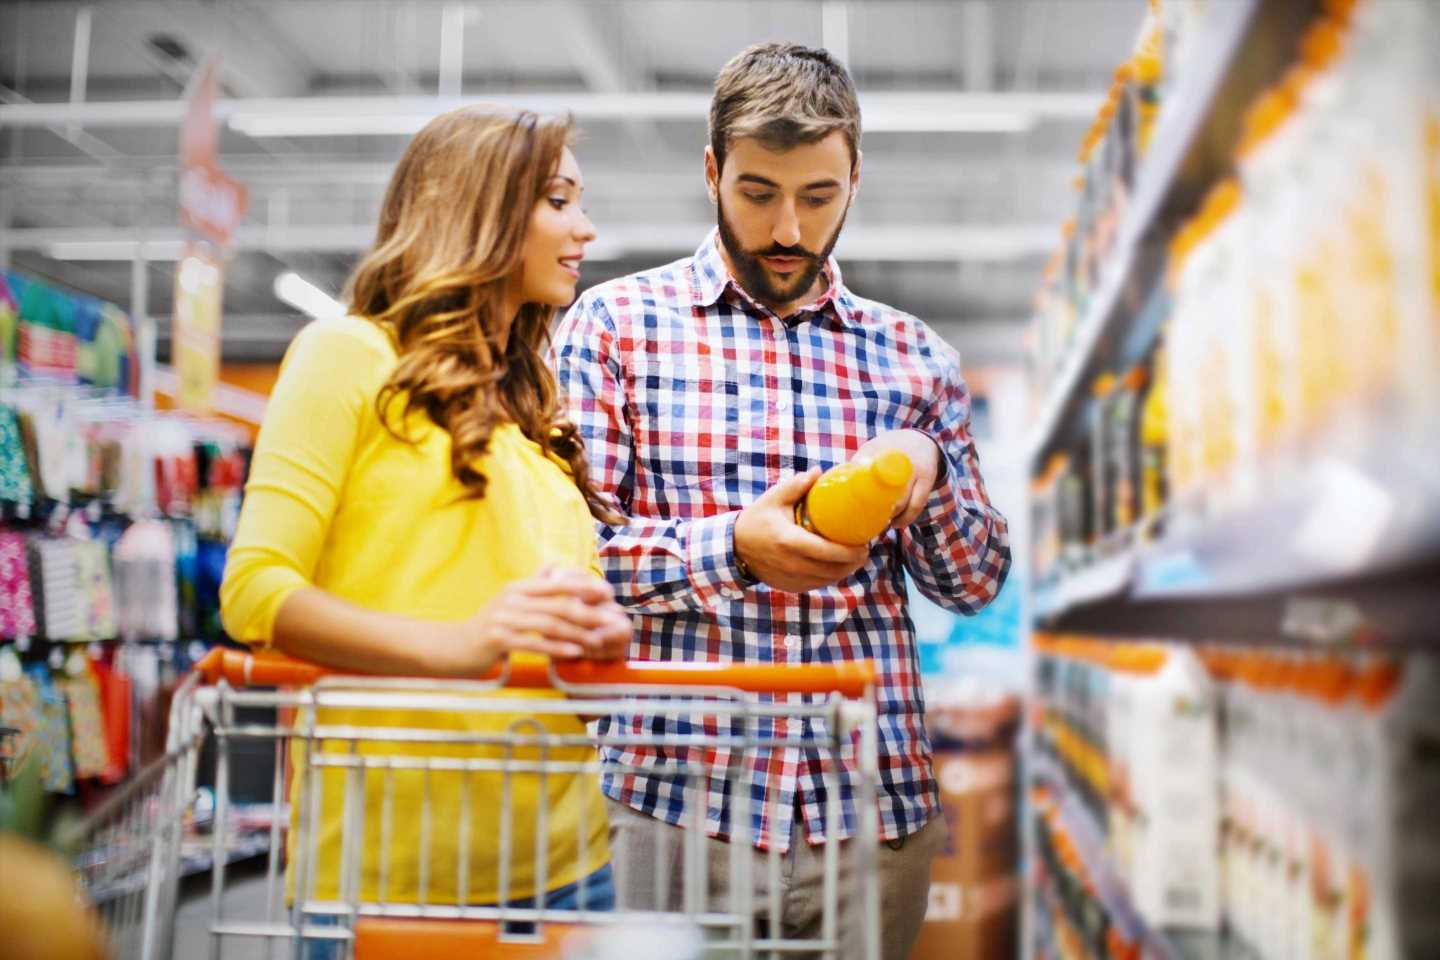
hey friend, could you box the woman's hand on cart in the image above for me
[437,566,631,676]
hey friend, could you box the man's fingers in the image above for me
[783,527,873,564]
[763,468,822,507]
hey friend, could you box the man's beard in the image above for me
[716,197,848,313]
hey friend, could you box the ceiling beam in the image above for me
[7,222,1057,263]
[553,0,670,158]
[960,2,996,92]
[0,157,1076,189]
[153,1,311,98]
[0,90,1101,132]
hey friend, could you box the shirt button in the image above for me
[776,395,791,413]
[784,634,800,651]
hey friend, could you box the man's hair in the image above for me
[709,42,861,174]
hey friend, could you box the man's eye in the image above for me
[744,193,774,204]
[802,195,833,208]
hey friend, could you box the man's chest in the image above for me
[613,310,939,507]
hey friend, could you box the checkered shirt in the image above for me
[549,230,1011,851]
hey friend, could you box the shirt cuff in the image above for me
[911,446,965,539]
[684,511,750,607]
[914,428,947,484]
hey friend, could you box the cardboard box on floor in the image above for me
[911,746,1020,960]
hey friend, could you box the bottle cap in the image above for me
[871,449,913,488]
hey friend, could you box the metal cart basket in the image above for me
[67,648,883,960]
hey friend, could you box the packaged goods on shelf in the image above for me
[1031,635,1440,960]
[1034,636,1219,941]
[1167,3,1440,504]
[0,297,254,838]
[1027,0,1227,404]
[1030,3,1440,597]
[1209,647,1440,960]
[0,271,139,396]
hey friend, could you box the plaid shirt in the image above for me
[550,231,1010,851]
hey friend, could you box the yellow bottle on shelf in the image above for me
[795,449,913,546]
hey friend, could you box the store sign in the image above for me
[173,245,224,415]
[173,58,247,414]
[178,58,248,246]
[180,164,247,248]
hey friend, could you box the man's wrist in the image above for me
[732,518,759,586]
[913,429,947,484]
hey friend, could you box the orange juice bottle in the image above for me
[795,449,913,546]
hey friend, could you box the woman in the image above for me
[220,107,625,929]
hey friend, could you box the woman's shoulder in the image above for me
[292,314,398,361]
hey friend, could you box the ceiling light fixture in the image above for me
[273,271,344,319]
[47,239,186,261]
[223,92,1091,139]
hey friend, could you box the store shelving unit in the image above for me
[84,833,272,906]
[1026,0,1320,469]
[1036,439,1440,643]
[1023,1,1440,958]
[1026,0,1439,646]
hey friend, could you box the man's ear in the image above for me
[850,148,863,202]
[704,145,720,205]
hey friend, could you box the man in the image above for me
[550,42,1011,959]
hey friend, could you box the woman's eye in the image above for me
[548,197,569,210]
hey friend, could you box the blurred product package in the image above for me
[912,688,1020,960]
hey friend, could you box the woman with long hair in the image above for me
[220,107,625,930]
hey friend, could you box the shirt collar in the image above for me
[690,228,860,329]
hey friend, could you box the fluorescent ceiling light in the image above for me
[47,239,186,261]
[864,111,1035,134]
[224,92,1090,139]
[274,271,344,319]
[230,113,433,138]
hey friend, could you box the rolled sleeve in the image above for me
[899,349,1011,614]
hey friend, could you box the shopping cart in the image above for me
[63,647,883,960]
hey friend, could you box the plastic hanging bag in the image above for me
[56,667,108,780]
[0,529,37,640]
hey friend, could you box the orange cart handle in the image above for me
[194,647,875,698]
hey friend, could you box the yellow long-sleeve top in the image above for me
[220,314,609,905]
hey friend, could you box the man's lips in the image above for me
[762,255,807,271]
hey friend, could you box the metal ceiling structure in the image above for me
[0,1,1141,364]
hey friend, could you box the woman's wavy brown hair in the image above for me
[344,106,612,519]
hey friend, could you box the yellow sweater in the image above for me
[220,314,609,905]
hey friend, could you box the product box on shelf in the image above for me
[914,692,1021,960]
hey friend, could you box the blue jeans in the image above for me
[301,864,614,958]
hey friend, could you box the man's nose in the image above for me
[772,200,801,249]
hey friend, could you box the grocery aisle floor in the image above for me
[174,867,273,960]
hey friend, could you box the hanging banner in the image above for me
[173,245,225,414]
[178,59,247,247]
[172,58,247,415]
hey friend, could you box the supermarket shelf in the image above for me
[1032,755,1268,960]
[1028,0,1320,467]
[1031,754,1186,960]
[1033,442,1440,643]
[86,832,272,905]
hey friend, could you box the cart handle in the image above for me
[194,648,876,698]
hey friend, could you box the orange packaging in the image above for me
[795,448,912,546]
